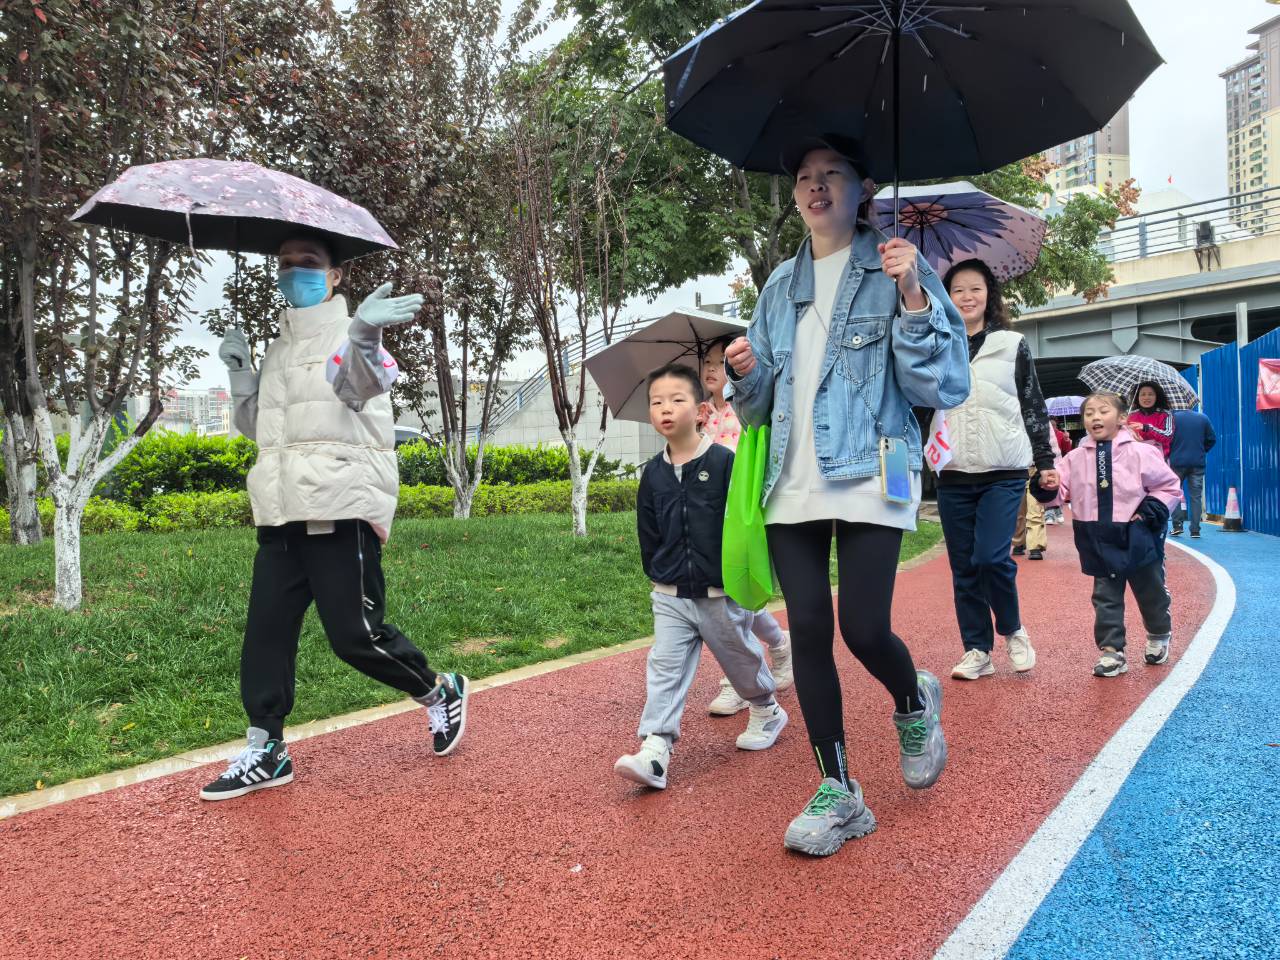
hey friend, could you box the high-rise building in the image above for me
[1221,15,1280,231]
[1045,103,1131,199]
[158,387,233,431]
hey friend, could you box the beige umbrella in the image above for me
[585,308,748,422]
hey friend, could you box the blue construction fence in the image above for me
[1197,326,1280,537]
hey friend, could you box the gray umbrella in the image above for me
[585,309,748,422]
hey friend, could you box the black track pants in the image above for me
[240,520,436,739]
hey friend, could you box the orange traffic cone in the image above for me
[1223,486,1244,532]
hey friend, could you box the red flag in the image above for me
[1258,359,1280,411]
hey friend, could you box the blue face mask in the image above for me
[277,267,330,308]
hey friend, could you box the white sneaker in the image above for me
[1004,628,1036,673]
[614,734,670,789]
[769,631,794,691]
[708,677,750,716]
[951,648,995,680]
[736,702,788,750]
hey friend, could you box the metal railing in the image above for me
[468,299,743,440]
[1100,186,1280,263]
[463,315,654,441]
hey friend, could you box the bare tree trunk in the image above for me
[562,425,607,538]
[31,401,147,610]
[2,410,42,544]
[50,492,85,609]
[440,435,475,520]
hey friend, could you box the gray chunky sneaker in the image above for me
[893,670,947,790]
[1094,649,1128,677]
[783,778,877,856]
[1144,634,1171,665]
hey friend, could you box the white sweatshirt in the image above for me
[765,245,921,530]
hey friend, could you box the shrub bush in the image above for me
[102,432,259,507]
[397,441,635,486]
[0,497,143,536]
[1,429,637,507]
[141,490,254,531]
[398,481,639,519]
[1,482,640,534]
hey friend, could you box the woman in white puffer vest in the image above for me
[198,232,470,803]
[936,258,1058,683]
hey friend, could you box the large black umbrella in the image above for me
[663,0,1161,184]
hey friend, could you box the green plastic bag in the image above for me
[722,424,773,611]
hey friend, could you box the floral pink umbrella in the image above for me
[70,158,397,262]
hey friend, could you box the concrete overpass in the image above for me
[1016,189,1280,400]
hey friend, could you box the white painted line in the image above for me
[933,541,1236,960]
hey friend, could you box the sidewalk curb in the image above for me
[1,545,942,820]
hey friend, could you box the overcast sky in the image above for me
[177,0,1273,391]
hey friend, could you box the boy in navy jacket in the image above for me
[614,364,786,789]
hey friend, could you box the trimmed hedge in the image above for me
[0,481,640,535]
[399,480,638,518]
[6,497,143,537]
[100,432,259,508]
[142,490,255,531]
[397,441,635,486]
[2,431,636,507]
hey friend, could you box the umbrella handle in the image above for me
[892,4,901,240]
[233,219,241,327]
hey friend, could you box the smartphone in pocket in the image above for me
[879,436,913,505]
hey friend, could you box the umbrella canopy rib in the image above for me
[664,0,1159,180]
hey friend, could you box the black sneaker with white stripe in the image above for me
[199,727,293,801]
[423,673,469,756]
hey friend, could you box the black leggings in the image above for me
[766,520,922,743]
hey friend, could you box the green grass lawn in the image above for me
[0,513,942,797]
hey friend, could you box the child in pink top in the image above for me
[700,336,794,715]
[1032,392,1183,677]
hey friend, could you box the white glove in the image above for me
[349,282,425,344]
[219,327,258,396]
[219,327,252,372]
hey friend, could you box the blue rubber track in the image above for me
[1006,526,1280,960]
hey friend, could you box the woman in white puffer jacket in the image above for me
[199,232,469,803]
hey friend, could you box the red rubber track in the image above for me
[0,525,1213,960]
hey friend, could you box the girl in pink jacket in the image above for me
[1031,392,1183,677]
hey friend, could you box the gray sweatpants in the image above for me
[639,592,777,746]
[1091,561,1172,652]
[750,609,787,649]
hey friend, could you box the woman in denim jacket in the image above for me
[726,136,970,857]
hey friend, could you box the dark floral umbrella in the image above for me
[70,158,397,262]
[870,181,1046,282]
